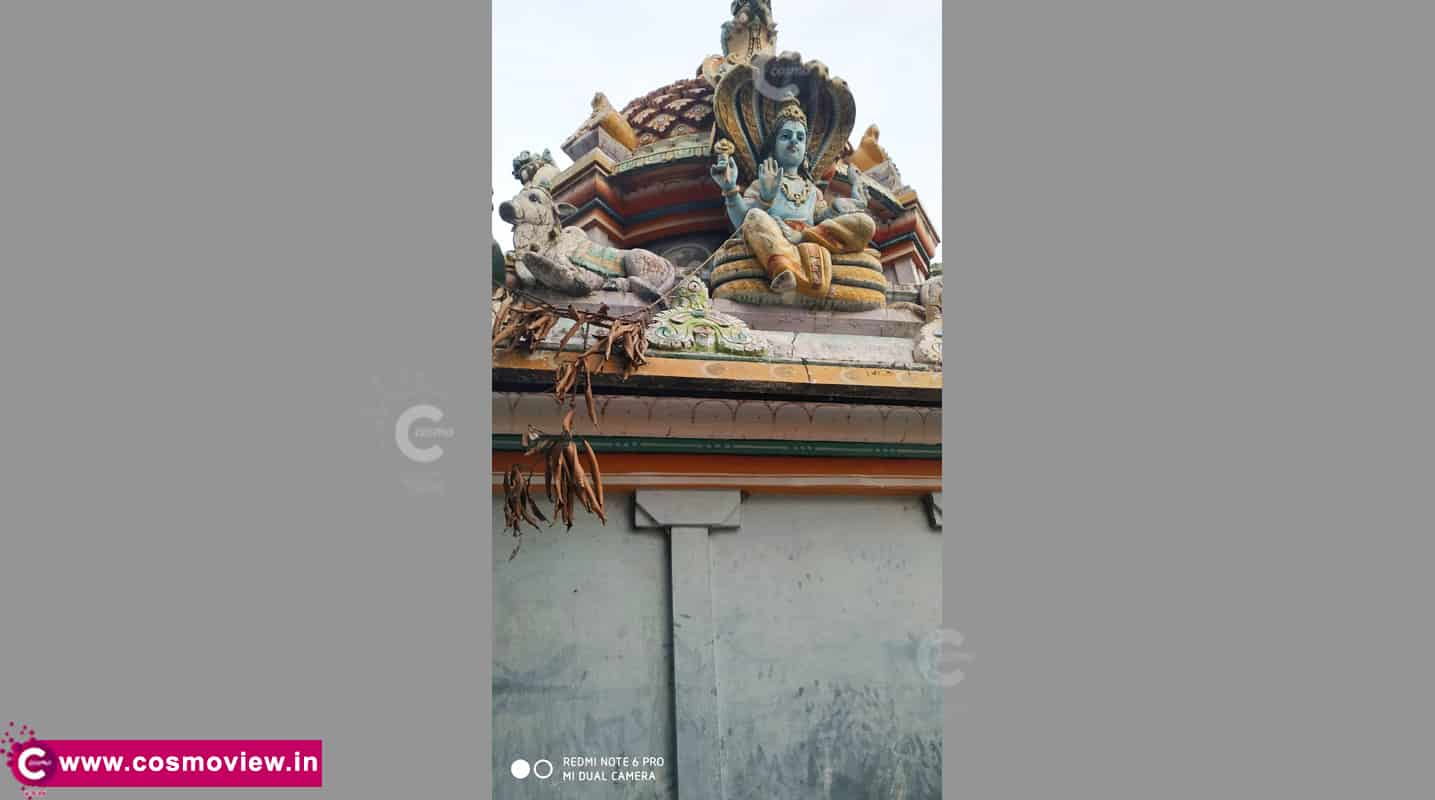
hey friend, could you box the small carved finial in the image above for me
[720,0,777,62]
[732,0,775,30]
[561,91,637,155]
[714,138,735,157]
[851,124,889,171]
[590,91,637,150]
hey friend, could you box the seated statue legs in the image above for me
[740,208,876,294]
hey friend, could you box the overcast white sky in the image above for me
[492,0,942,260]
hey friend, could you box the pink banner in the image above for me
[8,740,322,788]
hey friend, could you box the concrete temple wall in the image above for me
[492,491,943,799]
[492,492,676,797]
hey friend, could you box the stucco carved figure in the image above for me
[499,152,677,302]
[647,274,767,356]
[912,267,943,365]
[850,124,888,171]
[843,124,908,194]
[706,55,887,311]
[511,149,560,190]
[719,0,776,62]
[561,92,638,153]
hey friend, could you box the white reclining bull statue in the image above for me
[498,155,678,303]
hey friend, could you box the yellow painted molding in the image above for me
[493,349,942,392]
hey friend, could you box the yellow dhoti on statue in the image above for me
[738,209,876,298]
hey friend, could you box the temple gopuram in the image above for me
[492,3,943,797]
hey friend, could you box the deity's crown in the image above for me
[774,98,807,128]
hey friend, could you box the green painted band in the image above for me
[575,261,621,278]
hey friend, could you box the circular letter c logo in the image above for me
[396,404,445,463]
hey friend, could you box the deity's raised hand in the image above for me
[757,157,780,203]
[848,164,869,207]
[710,152,738,193]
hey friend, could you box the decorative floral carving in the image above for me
[647,275,767,356]
[914,318,942,365]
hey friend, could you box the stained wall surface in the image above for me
[710,494,943,799]
[492,491,942,799]
[493,496,676,797]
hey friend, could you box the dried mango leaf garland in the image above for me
[492,287,652,557]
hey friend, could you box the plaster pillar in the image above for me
[634,489,742,800]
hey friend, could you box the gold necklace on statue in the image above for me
[779,175,811,205]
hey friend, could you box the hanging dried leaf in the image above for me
[493,292,514,338]
[526,491,548,524]
[496,252,728,557]
[584,369,598,429]
[492,295,563,355]
[582,438,605,517]
[543,445,557,504]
